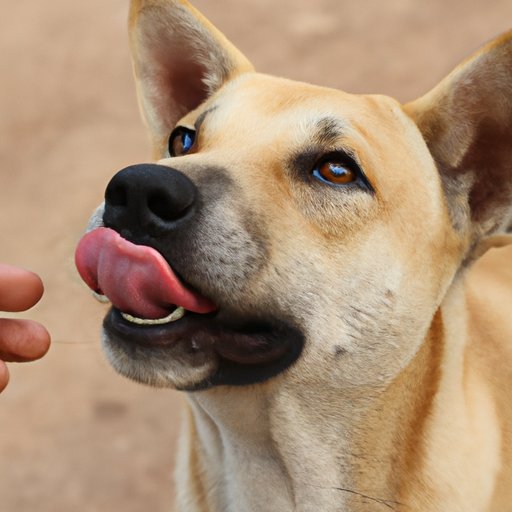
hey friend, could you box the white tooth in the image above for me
[121,307,186,325]
[92,291,111,304]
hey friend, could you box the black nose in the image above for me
[103,164,196,236]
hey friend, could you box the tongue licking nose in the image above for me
[75,227,216,319]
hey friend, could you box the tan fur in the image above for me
[91,1,512,510]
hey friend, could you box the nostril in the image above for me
[106,184,128,207]
[148,190,187,222]
[103,164,197,231]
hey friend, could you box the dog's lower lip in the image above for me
[105,308,213,347]
[104,307,300,365]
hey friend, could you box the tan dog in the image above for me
[75,1,512,510]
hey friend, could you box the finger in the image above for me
[0,318,51,362]
[0,360,9,393]
[0,263,44,312]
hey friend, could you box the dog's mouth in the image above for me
[75,228,303,387]
[75,227,217,322]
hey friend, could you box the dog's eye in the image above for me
[312,157,359,186]
[168,127,196,157]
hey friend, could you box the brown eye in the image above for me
[168,127,196,157]
[313,161,357,185]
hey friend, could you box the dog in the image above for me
[74,1,512,510]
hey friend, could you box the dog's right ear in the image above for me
[129,0,254,155]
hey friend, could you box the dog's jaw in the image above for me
[101,305,305,390]
[101,323,218,390]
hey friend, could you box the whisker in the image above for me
[304,482,406,510]
[52,339,95,345]
[332,487,402,510]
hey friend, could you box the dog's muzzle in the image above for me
[76,163,217,320]
[75,163,304,389]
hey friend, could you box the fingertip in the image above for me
[28,272,45,304]
[0,360,9,393]
[18,269,45,307]
[32,322,51,359]
[0,264,45,312]
[16,320,51,361]
[0,319,51,362]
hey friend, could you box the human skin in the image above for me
[0,263,51,392]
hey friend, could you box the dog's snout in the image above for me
[103,163,196,234]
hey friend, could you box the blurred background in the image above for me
[1,0,511,510]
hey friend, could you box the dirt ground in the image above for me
[1,0,511,511]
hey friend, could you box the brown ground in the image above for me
[1,1,511,510]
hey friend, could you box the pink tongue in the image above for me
[75,227,216,319]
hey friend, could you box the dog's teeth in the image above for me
[121,307,186,325]
[92,291,111,304]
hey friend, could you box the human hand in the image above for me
[0,263,51,392]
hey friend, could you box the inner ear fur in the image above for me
[405,31,512,243]
[129,0,253,152]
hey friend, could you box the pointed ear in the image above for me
[404,31,512,247]
[129,0,254,154]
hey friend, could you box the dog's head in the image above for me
[75,0,512,391]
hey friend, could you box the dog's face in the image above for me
[76,1,512,392]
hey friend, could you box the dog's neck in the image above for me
[176,278,499,511]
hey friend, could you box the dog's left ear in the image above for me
[129,0,254,154]
[405,31,512,253]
